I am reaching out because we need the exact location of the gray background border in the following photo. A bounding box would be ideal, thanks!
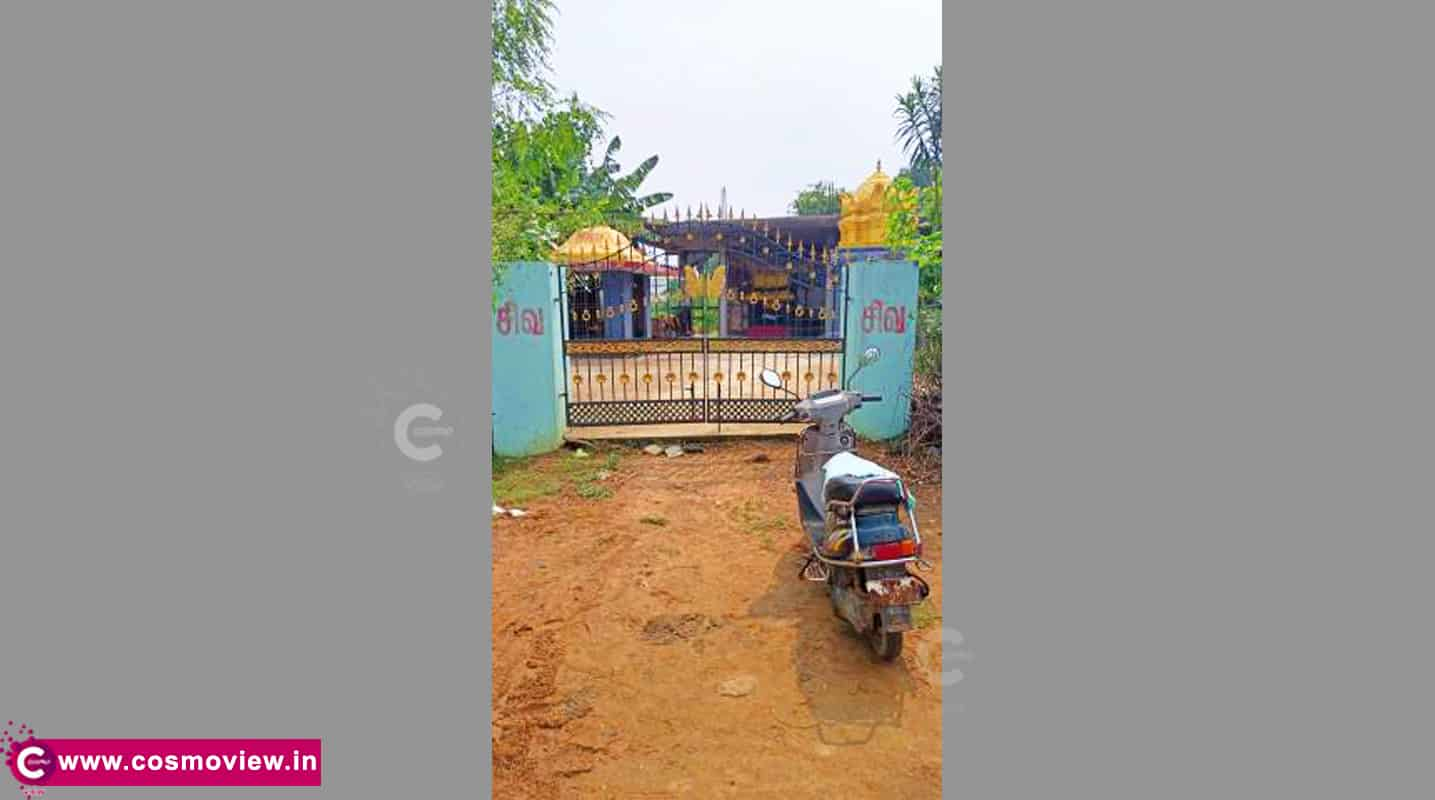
[2,2,493,797]
[945,1,1433,796]
[4,1,1433,798]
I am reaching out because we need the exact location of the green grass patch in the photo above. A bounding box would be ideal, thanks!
[640,515,668,526]
[492,446,629,507]
[912,603,941,630]
[730,499,788,536]
[492,455,563,506]
[576,482,613,500]
[557,446,623,501]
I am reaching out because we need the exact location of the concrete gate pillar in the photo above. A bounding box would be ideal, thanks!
[842,255,919,440]
[492,262,565,456]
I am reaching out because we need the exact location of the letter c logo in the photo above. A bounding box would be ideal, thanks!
[16,746,46,780]
[12,741,57,784]
[395,403,443,462]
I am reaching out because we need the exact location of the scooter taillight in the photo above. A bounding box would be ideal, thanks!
[871,539,917,560]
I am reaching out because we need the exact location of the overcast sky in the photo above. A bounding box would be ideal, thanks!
[548,0,942,218]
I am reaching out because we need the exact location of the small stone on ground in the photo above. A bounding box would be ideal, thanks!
[643,444,664,456]
[663,445,685,458]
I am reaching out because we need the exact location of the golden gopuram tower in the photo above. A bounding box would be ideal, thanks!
[838,161,896,249]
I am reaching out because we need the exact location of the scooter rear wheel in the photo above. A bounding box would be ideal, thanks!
[869,629,903,661]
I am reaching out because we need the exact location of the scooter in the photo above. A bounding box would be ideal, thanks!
[760,347,931,661]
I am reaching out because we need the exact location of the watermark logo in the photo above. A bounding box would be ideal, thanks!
[10,742,55,786]
[394,403,450,463]
[361,370,452,495]
[3,725,321,790]
[5,724,55,793]
[918,627,974,689]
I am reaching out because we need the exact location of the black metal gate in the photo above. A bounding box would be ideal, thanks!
[559,214,848,427]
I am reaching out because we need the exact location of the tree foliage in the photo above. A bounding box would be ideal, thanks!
[788,180,846,216]
[493,102,672,265]
[886,172,941,304]
[491,0,670,289]
[888,65,943,400]
[893,66,942,188]
[492,0,556,117]
[888,63,943,305]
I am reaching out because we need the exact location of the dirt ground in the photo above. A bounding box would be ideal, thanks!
[492,439,943,799]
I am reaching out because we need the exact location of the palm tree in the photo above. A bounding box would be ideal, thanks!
[894,66,942,186]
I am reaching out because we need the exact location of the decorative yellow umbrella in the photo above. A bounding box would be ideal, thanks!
[552,225,673,276]
[553,225,631,263]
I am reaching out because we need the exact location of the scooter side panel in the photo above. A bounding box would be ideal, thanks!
[795,480,828,550]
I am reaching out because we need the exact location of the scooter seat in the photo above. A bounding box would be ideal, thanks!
[823,474,904,507]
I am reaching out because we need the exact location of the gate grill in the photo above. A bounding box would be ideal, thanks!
[563,338,844,426]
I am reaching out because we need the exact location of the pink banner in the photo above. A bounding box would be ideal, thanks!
[8,738,321,787]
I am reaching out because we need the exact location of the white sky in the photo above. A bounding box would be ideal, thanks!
[548,0,942,218]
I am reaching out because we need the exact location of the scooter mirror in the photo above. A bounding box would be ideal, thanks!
[861,346,882,366]
[758,368,784,389]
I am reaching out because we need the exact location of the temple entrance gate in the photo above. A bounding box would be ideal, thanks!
[557,215,850,427]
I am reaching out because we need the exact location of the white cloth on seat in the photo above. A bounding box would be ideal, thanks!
[822,451,900,484]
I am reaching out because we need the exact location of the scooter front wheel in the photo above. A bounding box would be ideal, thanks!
[869,629,903,661]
